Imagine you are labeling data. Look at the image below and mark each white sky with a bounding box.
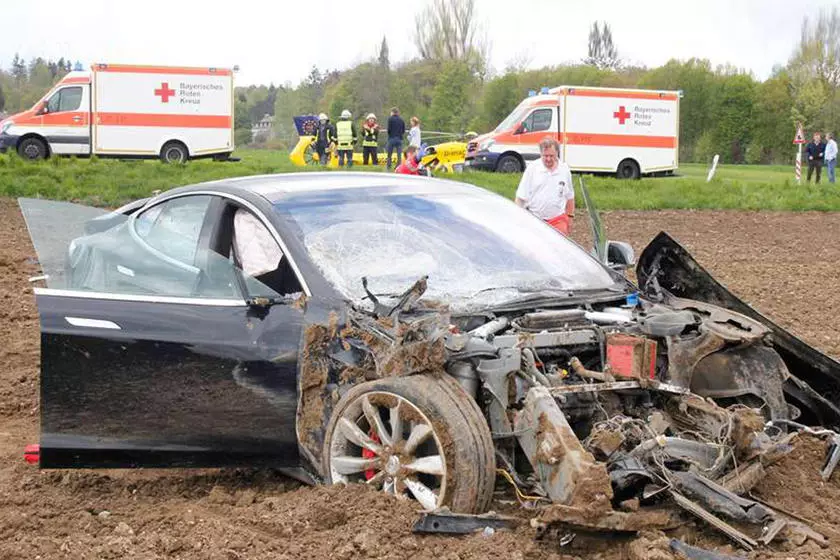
[1,0,835,86]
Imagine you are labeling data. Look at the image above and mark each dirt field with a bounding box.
[2,197,840,559]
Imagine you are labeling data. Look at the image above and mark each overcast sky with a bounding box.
[1,0,836,86]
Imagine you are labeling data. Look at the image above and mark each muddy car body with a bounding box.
[20,172,840,525]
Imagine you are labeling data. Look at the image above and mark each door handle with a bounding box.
[72,116,82,123]
[65,317,121,330]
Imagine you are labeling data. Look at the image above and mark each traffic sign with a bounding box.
[794,123,806,144]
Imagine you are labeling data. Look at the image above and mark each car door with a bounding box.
[28,193,305,468]
[514,107,555,163]
[40,85,90,155]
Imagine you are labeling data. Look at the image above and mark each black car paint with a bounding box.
[35,178,840,473]
[37,184,346,469]
[637,231,840,427]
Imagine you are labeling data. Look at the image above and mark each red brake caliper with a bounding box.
[363,429,381,480]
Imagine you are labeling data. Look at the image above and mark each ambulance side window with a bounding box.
[521,109,552,134]
[58,87,83,112]
[45,87,83,113]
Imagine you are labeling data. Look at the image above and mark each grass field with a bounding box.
[1,148,838,210]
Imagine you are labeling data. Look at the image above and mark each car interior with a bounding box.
[203,202,303,298]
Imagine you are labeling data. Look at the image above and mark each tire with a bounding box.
[496,154,522,173]
[160,141,188,164]
[323,375,495,514]
[616,158,641,180]
[17,137,48,161]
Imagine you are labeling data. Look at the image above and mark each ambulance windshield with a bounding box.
[495,102,530,133]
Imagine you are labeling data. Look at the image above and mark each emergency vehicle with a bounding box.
[0,64,234,163]
[465,86,681,178]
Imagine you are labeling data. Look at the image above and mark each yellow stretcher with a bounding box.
[289,136,468,173]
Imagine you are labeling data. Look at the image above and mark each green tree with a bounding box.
[427,61,474,132]
[711,73,757,163]
[750,70,796,163]
[379,36,390,68]
[475,72,519,131]
[234,97,252,146]
[639,59,717,161]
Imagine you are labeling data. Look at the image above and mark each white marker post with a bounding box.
[794,122,806,184]
[706,154,720,182]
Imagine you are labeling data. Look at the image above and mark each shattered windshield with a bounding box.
[277,187,621,310]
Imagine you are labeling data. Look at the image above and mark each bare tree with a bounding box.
[414,0,488,72]
[789,7,840,88]
[583,21,621,71]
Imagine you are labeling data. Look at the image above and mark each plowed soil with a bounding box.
[2,197,840,559]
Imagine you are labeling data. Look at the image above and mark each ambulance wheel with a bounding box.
[160,141,188,164]
[616,159,641,180]
[496,154,522,173]
[18,137,48,161]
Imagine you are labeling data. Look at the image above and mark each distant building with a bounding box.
[250,114,275,143]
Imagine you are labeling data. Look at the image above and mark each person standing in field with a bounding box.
[313,113,336,166]
[515,137,575,236]
[386,107,406,170]
[335,109,357,168]
[362,113,380,166]
[408,116,422,148]
[805,132,826,184]
[825,132,837,184]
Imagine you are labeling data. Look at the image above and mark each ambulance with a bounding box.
[464,86,681,178]
[0,63,234,163]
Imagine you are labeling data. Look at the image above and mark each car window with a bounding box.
[45,87,83,113]
[135,195,211,266]
[521,109,552,133]
[231,208,301,297]
[58,87,83,112]
[45,91,61,113]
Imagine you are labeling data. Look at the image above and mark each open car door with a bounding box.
[19,197,304,469]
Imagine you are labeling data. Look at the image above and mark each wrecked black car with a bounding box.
[19,172,840,550]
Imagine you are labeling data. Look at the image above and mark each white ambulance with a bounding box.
[464,86,681,178]
[0,63,234,163]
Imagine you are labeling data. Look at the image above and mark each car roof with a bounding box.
[182,172,484,203]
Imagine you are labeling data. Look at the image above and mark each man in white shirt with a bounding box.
[515,137,575,235]
[826,132,838,184]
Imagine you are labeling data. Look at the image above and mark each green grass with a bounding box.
[1,149,838,211]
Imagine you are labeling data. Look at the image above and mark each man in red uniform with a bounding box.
[395,145,421,175]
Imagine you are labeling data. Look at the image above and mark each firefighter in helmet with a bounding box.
[362,113,380,165]
[335,109,358,167]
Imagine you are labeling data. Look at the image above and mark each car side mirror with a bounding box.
[607,240,635,270]
[514,123,525,134]
[37,103,49,115]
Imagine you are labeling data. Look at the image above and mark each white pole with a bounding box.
[796,144,802,185]
[706,154,720,182]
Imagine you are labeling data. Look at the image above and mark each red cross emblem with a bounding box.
[613,106,631,125]
[154,82,176,103]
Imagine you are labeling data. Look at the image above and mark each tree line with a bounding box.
[2,2,838,165]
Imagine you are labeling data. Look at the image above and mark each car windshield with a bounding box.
[494,101,530,133]
[276,186,622,310]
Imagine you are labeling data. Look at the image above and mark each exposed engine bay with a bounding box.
[297,234,840,552]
